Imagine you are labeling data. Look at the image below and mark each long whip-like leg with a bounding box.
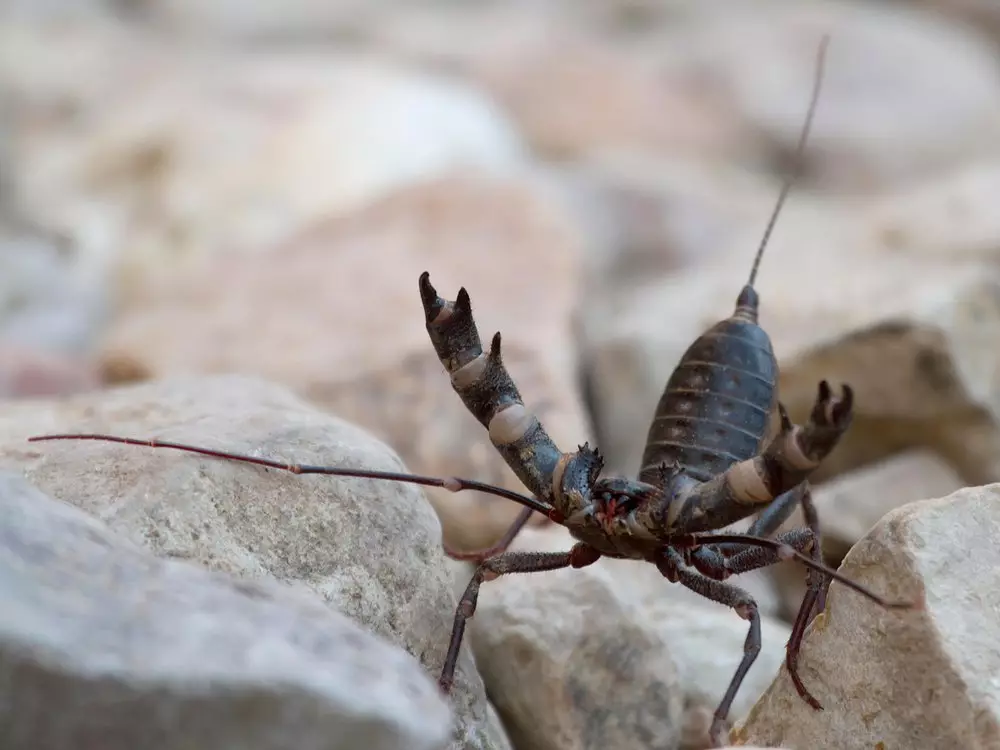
[26,433,555,516]
[439,544,601,692]
[658,547,761,748]
[443,506,536,563]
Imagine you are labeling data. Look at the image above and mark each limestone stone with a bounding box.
[0,375,510,750]
[733,485,1000,749]
[0,470,452,750]
[98,174,589,554]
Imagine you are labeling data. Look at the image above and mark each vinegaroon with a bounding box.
[28,34,917,747]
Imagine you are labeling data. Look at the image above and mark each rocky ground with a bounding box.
[2,1,1000,749]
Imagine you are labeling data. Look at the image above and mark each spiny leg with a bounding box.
[792,486,829,618]
[742,481,827,622]
[707,482,806,559]
[660,381,852,534]
[658,547,761,748]
[689,528,826,710]
[443,506,535,563]
[439,543,601,692]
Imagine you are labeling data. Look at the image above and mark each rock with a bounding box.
[98,173,589,553]
[469,526,790,750]
[732,485,1000,749]
[368,7,749,162]
[791,449,965,555]
[860,161,1000,263]
[560,153,785,295]
[905,0,1000,48]
[0,375,509,750]
[0,470,452,750]
[648,0,1000,191]
[580,201,1000,485]
[0,219,110,355]
[1,21,524,303]
[770,449,965,621]
[0,0,112,20]
[133,0,394,41]
[0,344,100,398]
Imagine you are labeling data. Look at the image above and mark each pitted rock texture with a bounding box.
[733,484,1000,749]
[0,471,452,750]
[0,374,509,750]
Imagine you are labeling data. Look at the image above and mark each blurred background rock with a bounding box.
[3,0,999,651]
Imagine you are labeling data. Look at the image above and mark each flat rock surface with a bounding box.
[0,470,451,750]
[733,484,1000,749]
[0,374,509,750]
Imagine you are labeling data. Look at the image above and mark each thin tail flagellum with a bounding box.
[735,33,831,322]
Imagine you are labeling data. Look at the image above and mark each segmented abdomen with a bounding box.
[639,317,778,486]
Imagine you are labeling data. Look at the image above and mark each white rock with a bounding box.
[734,484,1000,748]
[860,161,1000,263]
[789,449,966,551]
[0,374,510,750]
[0,470,452,750]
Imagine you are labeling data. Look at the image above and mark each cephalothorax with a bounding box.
[27,36,917,748]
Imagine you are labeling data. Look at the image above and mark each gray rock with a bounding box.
[0,374,509,750]
[734,484,1000,749]
[0,471,452,750]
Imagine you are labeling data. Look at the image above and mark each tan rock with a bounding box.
[562,153,788,302]
[732,485,1000,749]
[136,0,386,40]
[0,375,511,750]
[905,0,1000,48]
[369,7,748,162]
[794,450,965,553]
[0,344,100,399]
[98,173,590,553]
[469,526,789,750]
[647,0,1000,191]
[860,161,1000,263]
[1,21,524,304]
[770,450,966,621]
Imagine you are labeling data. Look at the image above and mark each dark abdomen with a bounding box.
[639,317,778,485]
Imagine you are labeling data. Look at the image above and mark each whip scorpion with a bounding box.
[28,34,917,747]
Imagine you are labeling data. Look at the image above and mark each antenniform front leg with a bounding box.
[658,381,852,534]
[418,273,599,517]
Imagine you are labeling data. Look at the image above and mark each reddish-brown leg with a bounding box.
[703,528,825,710]
[442,506,535,563]
[439,543,601,692]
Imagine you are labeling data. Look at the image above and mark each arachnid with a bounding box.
[27,34,917,748]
